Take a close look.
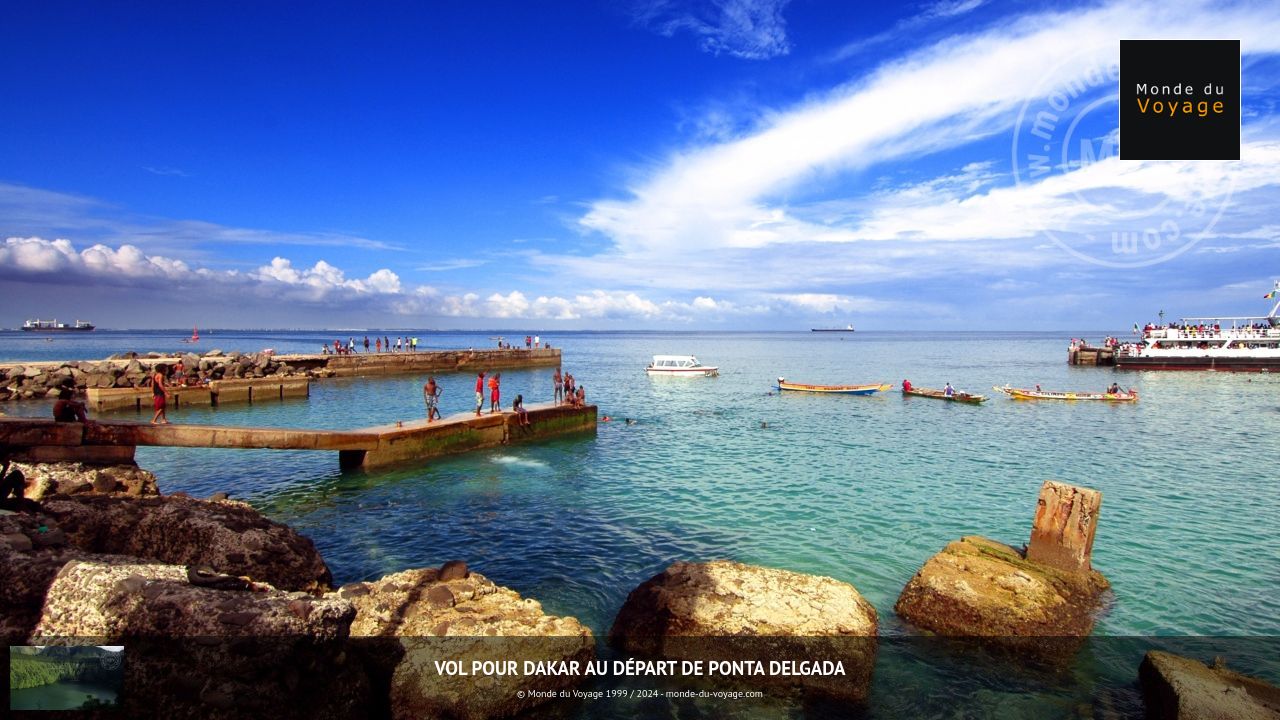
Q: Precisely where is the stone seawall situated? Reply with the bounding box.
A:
[0,347,561,403]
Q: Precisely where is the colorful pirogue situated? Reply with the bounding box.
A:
[993,385,1138,402]
[776,379,892,395]
[902,386,986,404]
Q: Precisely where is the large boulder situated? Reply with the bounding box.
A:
[1140,650,1280,720]
[39,494,332,592]
[343,563,594,720]
[609,560,878,701]
[31,560,367,720]
[894,536,1109,658]
[0,510,127,644]
[15,461,159,500]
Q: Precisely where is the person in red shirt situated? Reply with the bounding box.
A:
[902,379,913,393]
[488,373,501,414]
[474,371,485,416]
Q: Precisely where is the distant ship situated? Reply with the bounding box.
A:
[811,324,855,332]
[22,318,95,332]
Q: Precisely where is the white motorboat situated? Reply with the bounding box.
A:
[645,355,719,377]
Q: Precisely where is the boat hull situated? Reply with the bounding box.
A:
[778,382,890,395]
[1116,355,1280,372]
[994,386,1137,402]
[21,326,94,332]
[902,388,985,404]
[645,368,719,377]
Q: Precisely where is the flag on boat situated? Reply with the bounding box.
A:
[1265,290,1277,299]
[1132,323,1139,333]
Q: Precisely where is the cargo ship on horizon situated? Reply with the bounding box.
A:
[21,318,95,332]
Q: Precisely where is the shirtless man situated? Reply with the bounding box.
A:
[424,377,441,421]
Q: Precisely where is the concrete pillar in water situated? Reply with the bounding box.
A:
[1026,480,1102,573]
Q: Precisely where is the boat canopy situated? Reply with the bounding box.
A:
[650,355,701,368]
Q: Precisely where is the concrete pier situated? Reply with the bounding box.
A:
[0,402,595,470]
[0,347,561,403]
[86,378,310,413]
[283,347,561,377]
[1067,344,1116,366]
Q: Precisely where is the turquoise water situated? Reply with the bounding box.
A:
[4,330,1278,716]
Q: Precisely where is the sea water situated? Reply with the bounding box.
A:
[3,330,1278,717]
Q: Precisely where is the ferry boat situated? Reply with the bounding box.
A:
[811,324,855,332]
[1116,281,1280,371]
[21,318,95,332]
[645,355,719,377]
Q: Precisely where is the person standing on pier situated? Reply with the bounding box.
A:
[375,337,382,353]
[150,364,169,424]
[475,371,485,416]
[553,367,563,405]
[364,336,370,353]
[424,377,441,422]
[489,373,501,414]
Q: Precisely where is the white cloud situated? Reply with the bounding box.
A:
[417,259,488,272]
[0,236,742,323]
[634,0,792,59]
[0,182,401,253]
[575,0,1280,293]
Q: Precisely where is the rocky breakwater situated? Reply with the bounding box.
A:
[894,480,1110,662]
[341,562,595,720]
[1,463,596,719]
[609,559,878,702]
[0,349,318,401]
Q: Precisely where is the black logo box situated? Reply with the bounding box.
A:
[1120,39,1240,160]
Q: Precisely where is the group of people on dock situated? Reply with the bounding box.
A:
[323,336,421,355]
[419,366,585,424]
[553,367,586,407]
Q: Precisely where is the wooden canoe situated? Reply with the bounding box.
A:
[993,386,1138,402]
[902,387,986,404]
[777,381,891,395]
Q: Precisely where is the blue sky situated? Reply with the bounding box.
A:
[2,0,1279,329]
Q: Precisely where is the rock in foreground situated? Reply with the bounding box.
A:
[344,563,594,720]
[14,461,159,499]
[609,559,878,701]
[39,493,332,592]
[31,560,367,719]
[0,510,130,644]
[1140,650,1280,720]
[894,536,1108,654]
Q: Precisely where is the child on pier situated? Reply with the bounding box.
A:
[512,394,530,427]
[488,373,501,414]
